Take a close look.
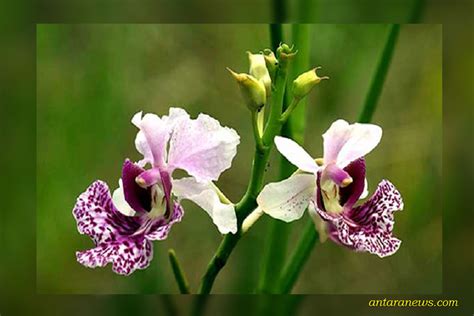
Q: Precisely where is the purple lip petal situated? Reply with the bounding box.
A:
[339,158,366,209]
[122,159,151,212]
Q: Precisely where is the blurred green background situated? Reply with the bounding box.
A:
[36,24,441,294]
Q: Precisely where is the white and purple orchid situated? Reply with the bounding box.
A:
[257,119,404,257]
[73,108,240,275]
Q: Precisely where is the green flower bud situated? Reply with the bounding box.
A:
[263,49,278,79]
[227,68,266,112]
[276,43,297,66]
[247,52,272,96]
[292,67,329,100]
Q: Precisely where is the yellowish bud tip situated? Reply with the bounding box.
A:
[341,177,353,187]
[315,158,324,166]
[226,67,243,81]
[135,177,147,188]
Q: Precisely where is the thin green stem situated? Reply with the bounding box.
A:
[278,220,318,293]
[358,24,400,123]
[168,249,190,294]
[197,36,291,294]
[280,98,301,124]
[258,23,312,294]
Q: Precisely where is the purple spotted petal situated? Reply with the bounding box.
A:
[145,202,184,241]
[73,180,142,245]
[339,158,366,208]
[76,237,153,276]
[322,180,404,257]
[122,159,151,212]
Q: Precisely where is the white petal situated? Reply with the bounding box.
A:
[274,136,319,174]
[111,180,136,216]
[257,173,316,222]
[323,119,382,168]
[172,177,237,234]
[360,178,369,199]
[167,113,240,182]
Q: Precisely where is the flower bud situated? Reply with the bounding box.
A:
[292,67,329,100]
[227,68,266,112]
[247,52,272,96]
[263,49,278,79]
[276,43,297,66]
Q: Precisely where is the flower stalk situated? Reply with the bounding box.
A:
[197,42,295,294]
[168,249,190,294]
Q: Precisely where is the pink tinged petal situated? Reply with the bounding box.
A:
[136,168,161,187]
[76,237,153,276]
[73,181,142,245]
[121,159,151,213]
[132,110,188,167]
[145,202,184,240]
[257,173,316,222]
[172,177,237,234]
[274,136,319,174]
[323,119,382,168]
[322,163,352,187]
[329,180,404,257]
[167,112,240,183]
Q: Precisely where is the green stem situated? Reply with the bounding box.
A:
[197,37,290,294]
[168,249,190,294]
[358,24,400,123]
[258,23,311,294]
[280,98,301,124]
[278,220,318,293]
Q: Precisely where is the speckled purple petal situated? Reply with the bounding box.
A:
[122,159,151,212]
[73,180,142,245]
[76,237,153,276]
[339,158,366,209]
[322,180,404,257]
[145,202,184,241]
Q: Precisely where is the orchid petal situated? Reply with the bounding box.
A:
[76,237,153,276]
[274,136,319,174]
[73,181,142,245]
[121,159,151,213]
[257,173,316,222]
[167,113,240,182]
[145,202,184,240]
[326,180,403,257]
[132,108,189,167]
[323,119,382,168]
[308,200,328,242]
[112,180,136,216]
[360,178,369,199]
[172,177,237,234]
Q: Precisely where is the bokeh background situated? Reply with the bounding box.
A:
[36,24,441,294]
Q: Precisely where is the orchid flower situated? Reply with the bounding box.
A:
[73,108,240,275]
[257,119,404,257]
